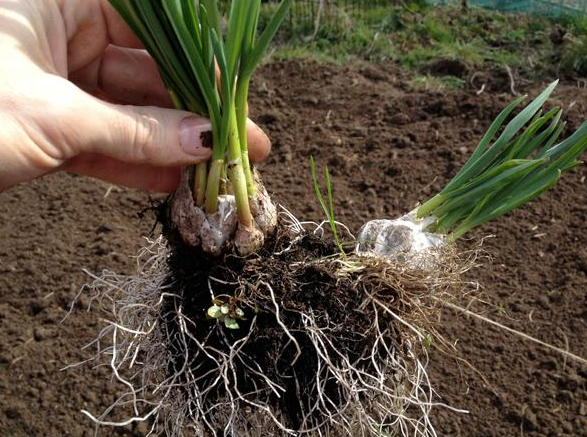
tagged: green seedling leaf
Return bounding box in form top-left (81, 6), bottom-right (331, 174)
top-left (224, 317), bottom-right (240, 330)
top-left (310, 157), bottom-right (345, 256)
top-left (422, 334), bottom-right (433, 349)
top-left (207, 305), bottom-right (223, 319)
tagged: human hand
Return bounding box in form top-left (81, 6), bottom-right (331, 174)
top-left (0, 0), bottom-right (271, 193)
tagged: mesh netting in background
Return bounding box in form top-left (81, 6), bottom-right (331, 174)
top-left (431, 0), bottom-right (587, 15)
top-left (218, 0), bottom-right (587, 36)
top-left (217, 1), bottom-right (404, 33)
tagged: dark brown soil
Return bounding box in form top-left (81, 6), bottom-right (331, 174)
top-left (162, 226), bottom-right (406, 433)
top-left (1, 59), bottom-right (586, 437)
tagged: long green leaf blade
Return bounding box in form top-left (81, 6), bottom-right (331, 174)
top-left (241, 0), bottom-right (293, 78)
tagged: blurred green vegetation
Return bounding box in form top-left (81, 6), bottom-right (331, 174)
top-left (255, 1), bottom-right (587, 82)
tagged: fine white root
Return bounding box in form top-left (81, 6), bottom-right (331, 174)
top-left (72, 219), bottom-right (465, 437)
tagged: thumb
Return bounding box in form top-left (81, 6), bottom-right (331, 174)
top-left (67, 91), bottom-right (213, 166)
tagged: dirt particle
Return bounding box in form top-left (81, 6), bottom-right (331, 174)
top-left (200, 130), bottom-right (213, 149)
top-left (33, 326), bottom-right (57, 342)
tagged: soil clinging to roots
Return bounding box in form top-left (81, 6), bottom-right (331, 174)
top-left (80, 214), bottom-right (472, 437)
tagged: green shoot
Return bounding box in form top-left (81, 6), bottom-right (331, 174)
top-left (417, 81), bottom-right (587, 240)
top-left (108, 0), bottom-right (292, 227)
top-left (310, 157), bottom-right (345, 256)
top-left (422, 333), bottom-right (434, 349)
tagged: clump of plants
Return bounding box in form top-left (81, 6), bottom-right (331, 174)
top-left (77, 2), bottom-right (587, 437)
top-left (110, 0), bottom-right (291, 256)
top-left (358, 81), bottom-right (587, 258)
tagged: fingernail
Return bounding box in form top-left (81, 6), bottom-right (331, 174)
top-left (179, 117), bottom-right (212, 156)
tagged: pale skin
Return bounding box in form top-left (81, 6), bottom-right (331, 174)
top-left (0, 0), bottom-right (271, 193)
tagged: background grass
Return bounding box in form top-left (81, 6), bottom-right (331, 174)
top-left (253, 1), bottom-right (587, 85)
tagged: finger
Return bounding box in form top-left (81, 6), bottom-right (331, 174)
top-left (63, 153), bottom-right (181, 192)
top-left (100, 1), bottom-right (144, 49)
top-left (98, 45), bottom-right (173, 107)
top-left (78, 85), bottom-right (270, 164)
top-left (55, 82), bottom-right (213, 167)
top-left (247, 119), bottom-right (271, 163)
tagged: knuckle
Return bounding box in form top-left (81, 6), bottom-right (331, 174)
top-left (125, 109), bottom-right (166, 163)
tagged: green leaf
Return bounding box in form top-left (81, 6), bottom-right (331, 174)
top-left (110, 0), bottom-right (291, 219)
top-left (161, 0), bottom-right (220, 122)
top-left (433, 159), bottom-right (548, 218)
top-left (447, 94), bottom-right (526, 185)
top-left (242, 0), bottom-right (262, 54)
top-left (310, 157), bottom-right (344, 255)
top-left (182, 0), bottom-right (202, 49)
top-left (207, 305), bottom-right (222, 319)
top-left (224, 317), bottom-right (240, 330)
top-left (225, 0), bottom-right (249, 79)
top-left (443, 81), bottom-right (558, 193)
top-left (201, 0), bottom-right (221, 39)
top-left (241, 0), bottom-right (293, 78)
top-left (514, 108), bottom-right (562, 159)
top-left (310, 157), bottom-right (331, 224)
top-left (419, 80), bottom-right (587, 239)
top-left (210, 28), bottom-right (232, 154)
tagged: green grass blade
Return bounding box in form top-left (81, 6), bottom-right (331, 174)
top-left (198, 4), bottom-right (215, 86)
top-left (310, 157), bottom-right (330, 223)
top-left (182, 0), bottom-right (202, 49)
top-left (201, 0), bottom-right (221, 37)
top-left (310, 158), bottom-right (344, 255)
top-left (417, 80), bottom-right (587, 240)
top-left (442, 159), bottom-right (536, 198)
top-left (452, 169), bottom-right (561, 238)
top-left (438, 194), bottom-right (490, 235)
top-left (210, 28), bottom-right (232, 155)
top-left (324, 166), bottom-right (343, 252)
top-left (447, 95), bottom-right (526, 186)
top-left (124, 0), bottom-right (206, 114)
top-left (540, 120), bottom-right (587, 159)
top-left (241, 0), bottom-right (293, 78)
top-left (444, 81), bottom-right (558, 192)
top-left (502, 109), bottom-right (552, 160)
top-left (162, 0), bottom-right (220, 123)
top-left (243, 0), bottom-right (262, 54)
top-left (225, 0), bottom-right (249, 79)
top-left (537, 132), bottom-right (587, 176)
top-left (514, 108), bottom-right (562, 159)
top-left (434, 204), bottom-right (473, 234)
top-left (536, 121), bottom-right (566, 157)
top-left (433, 159), bottom-right (548, 217)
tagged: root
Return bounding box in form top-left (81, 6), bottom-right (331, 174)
top-left (74, 217), bottom-right (474, 437)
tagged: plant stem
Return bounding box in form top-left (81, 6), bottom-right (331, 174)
top-left (219, 165), bottom-right (228, 195)
top-left (236, 77), bottom-right (256, 197)
top-left (193, 163), bottom-right (208, 206)
top-left (204, 127), bottom-right (223, 214)
top-left (227, 105), bottom-right (254, 227)
top-left (416, 194), bottom-right (444, 218)
top-left (204, 159), bottom-right (223, 214)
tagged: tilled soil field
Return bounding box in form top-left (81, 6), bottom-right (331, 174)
top-left (1, 59), bottom-right (586, 437)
